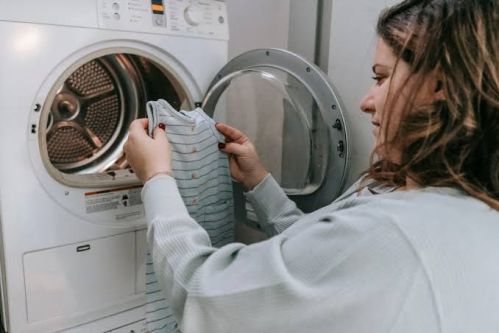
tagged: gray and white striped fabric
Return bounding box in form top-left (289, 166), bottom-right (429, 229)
top-left (144, 99), bottom-right (234, 333)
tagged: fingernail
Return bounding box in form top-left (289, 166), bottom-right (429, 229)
top-left (218, 142), bottom-right (226, 149)
top-left (158, 123), bottom-right (166, 130)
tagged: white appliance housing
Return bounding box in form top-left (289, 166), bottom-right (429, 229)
top-left (0, 0), bottom-right (229, 332)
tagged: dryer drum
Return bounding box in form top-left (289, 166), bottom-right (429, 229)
top-left (43, 54), bottom-right (187, 174)
top-left (46, 55), bottom-right (139, 173)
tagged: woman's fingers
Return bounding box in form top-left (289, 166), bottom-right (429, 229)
top-left (215, 122), bottom-right (248, 144)
top-left (124, 119), bottom-right (172, 183)
top-left (153, 124), bottom-right (166, 140)
top-left (220, 141), bottom-right (248, 156)
top-left (129, 118), bottom-right (149, 133)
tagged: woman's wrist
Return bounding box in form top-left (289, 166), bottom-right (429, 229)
top-left (243, 170), bottom-right (269, 191)
top-left (144, 170), bottom-right (173, 184)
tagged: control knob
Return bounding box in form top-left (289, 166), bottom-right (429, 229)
top-left (184, 5), bottom-right (203, 26)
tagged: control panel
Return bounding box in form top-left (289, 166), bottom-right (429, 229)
top-left (97, 0), bottom-right (228, 40)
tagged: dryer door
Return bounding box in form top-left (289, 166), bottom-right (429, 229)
top-left (203, 49), bottom-right (349, 213)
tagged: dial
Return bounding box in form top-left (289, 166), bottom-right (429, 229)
top-left (184, 5), bottom-right (203, 26)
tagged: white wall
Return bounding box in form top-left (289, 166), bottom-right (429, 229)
top-left (226, 0), bottom-right (290, 59)
top-left (327, 0), bottom-right (399, 188)
top-left (328, 0), bottom-right (378, 188)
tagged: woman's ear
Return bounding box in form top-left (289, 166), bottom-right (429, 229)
top-left (435, 80), bottom-right (443, 92)
top-left (431, 70), bottom-right (446, 102)
top-left (434, 79), bottom-right (446, 101)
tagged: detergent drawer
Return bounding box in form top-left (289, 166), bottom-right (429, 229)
top-left (23, 232), bottom-right (136, 323)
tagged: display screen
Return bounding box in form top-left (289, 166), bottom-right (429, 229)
top-left (151, 0), bottom-right (164, 14)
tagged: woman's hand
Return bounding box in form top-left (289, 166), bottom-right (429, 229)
top-left (216, 122), bottom-right (268, 191)
top-left (124, 119), bottom-right (172, 183)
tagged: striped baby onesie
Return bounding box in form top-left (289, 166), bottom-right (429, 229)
top-left (144, 99), bottom-right (234, 333)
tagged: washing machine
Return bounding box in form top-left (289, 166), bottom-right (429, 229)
top-left (0, 0), bottom-right (385, 332)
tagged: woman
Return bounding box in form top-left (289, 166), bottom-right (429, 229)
top-left (124, 0), bottom-right (499, 332)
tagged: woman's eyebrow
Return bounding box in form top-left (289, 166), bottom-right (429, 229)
top-left (372, 64), bottom-right (390, 73)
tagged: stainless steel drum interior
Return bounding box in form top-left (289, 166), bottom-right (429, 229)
top-left (43, 53), bottom-right (189, 175)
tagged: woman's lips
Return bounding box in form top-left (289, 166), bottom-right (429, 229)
top-left (372, 121), bottom-right (380, 137)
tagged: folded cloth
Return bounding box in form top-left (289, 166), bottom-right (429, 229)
top-left (144, 99), bottom-right (234, 333)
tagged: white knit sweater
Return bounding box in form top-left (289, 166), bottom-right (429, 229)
top-left (142, 173), bottom-right (499, 333)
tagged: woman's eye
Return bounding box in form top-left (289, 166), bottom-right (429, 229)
top-left (371, 75), bottom-right (385, 85)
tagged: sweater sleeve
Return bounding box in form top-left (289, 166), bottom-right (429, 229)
top-left (244, 174), bottom-right (305, 235)
top-left (141, 175), bottom-right (431, 333)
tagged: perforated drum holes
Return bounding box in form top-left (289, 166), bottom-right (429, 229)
top-left (41, 53), bottom-right (189, 176)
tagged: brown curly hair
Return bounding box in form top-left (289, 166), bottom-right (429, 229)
top-left (366, 0), bottom-right (499, 209)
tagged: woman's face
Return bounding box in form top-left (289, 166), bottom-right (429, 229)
top-left (360, 38), bottom-right (411, 148)
top-left (360, 38), bottom-right (441, 159)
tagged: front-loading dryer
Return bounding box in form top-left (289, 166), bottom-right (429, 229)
top-left (0, 1), bottom-right (229, 332)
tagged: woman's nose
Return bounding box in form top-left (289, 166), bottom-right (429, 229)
top-left (360, 93), bottom-right (375, 114)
